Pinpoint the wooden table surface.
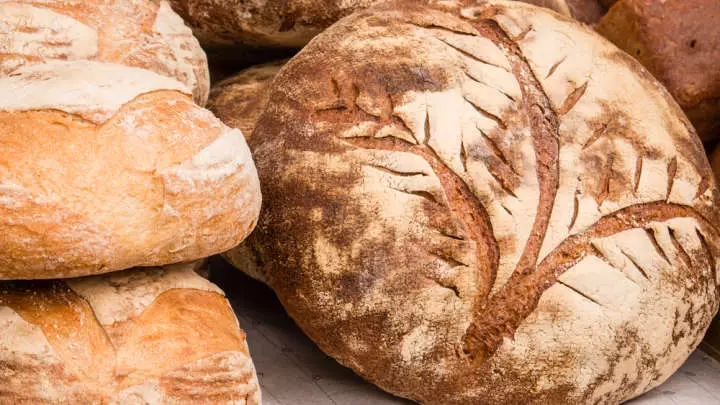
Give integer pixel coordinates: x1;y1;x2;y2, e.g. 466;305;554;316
209;257;720;405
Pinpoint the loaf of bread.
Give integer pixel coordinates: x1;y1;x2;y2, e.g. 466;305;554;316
238;1;720;403
208;60;286;140
0;0;210;105
0;61;261;280
0;261;261;404
161;0;601;49
596;0;720;140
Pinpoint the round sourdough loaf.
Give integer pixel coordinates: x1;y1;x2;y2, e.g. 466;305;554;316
208;60;286;141
0;261;261;404
242;1;720;403
0;0;210;105
596;0;720;141
0;61;261;280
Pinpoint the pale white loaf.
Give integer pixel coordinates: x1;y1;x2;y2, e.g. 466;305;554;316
0;261;261;404
0;61;261;279
0;0;210;105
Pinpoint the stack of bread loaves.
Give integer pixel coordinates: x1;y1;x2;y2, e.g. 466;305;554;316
209;0;720;404
2;0;720;404
0;1;262;403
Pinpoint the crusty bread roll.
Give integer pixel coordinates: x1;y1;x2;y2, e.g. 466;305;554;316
596;0;720;140
0;61;261;280
238;1;720;403
0;0;210;105
160;0;599;49
0;261;261;404
208;60;286;140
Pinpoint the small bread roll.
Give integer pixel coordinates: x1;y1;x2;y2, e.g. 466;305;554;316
0;262;261;404
0;0;210;105
0;61;261;280
240;1;720;403
208;60;286;140
596;0;720;140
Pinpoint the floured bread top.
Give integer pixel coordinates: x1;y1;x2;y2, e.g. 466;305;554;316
0;60;189;124
0;263;261;404
0;0;210;105
209;59;286;141
246;1;720;404
0;61;261;279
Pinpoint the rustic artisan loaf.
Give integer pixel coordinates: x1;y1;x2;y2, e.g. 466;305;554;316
0;261;261;404
160;0;599;49
596;0;720;140
0;0;210;105
0;61;261;280
241;1;720;403
209;60;286;140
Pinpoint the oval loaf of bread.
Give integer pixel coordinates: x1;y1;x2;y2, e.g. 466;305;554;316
240;1;720;403
0;261;261;404
0;61;261;280
208;59;286;141
160;0;597;49
0;0;210;105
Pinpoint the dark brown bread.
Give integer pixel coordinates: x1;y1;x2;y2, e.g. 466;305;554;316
237;1;720;403
596;0;720;140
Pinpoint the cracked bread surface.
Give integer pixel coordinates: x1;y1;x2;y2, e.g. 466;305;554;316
0;262;261;404
0;0;210;105
239;1;720;403
0;61;261;279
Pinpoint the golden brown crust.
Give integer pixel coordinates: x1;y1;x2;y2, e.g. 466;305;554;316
596;0;720;140
0;62;261;279
0;263;261;404
0;0;210;105
208;59;286;140
241;1;720;403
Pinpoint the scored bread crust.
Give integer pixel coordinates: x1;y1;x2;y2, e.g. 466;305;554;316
0;61;261;280
208;59;286;141
0;0;210;105
0;262;261;404
244;1;720;403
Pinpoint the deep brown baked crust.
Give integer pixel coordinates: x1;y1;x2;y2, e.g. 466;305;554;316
712;146;720;181
596;0;720;140
0;262;261;404
244;1;720;403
